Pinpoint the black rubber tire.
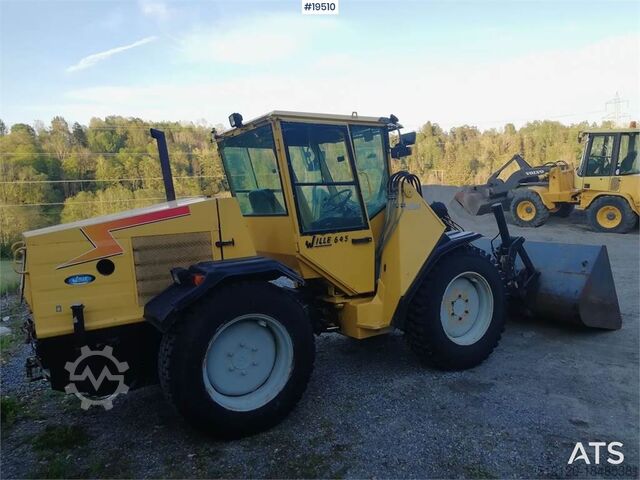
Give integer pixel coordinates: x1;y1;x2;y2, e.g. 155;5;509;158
405;246;506;370
158;281;315;438
586;195;638;234
551;202;574;218
510;189;550;227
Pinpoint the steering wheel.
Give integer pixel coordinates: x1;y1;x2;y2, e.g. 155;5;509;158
323;189;352;212
588;155;606;175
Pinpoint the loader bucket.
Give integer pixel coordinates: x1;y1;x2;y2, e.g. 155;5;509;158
475;239;622;330
454;186;505;216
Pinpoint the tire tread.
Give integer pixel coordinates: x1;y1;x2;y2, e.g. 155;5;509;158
587;195;638;234
405;245;505;370
510;189;550;227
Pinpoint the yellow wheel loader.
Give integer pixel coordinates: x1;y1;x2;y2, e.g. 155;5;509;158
16;111;622;438
455;126;640;233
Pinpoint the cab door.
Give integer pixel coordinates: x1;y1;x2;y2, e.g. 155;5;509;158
280;121;375;295
611;132;639;202
577;133;616;191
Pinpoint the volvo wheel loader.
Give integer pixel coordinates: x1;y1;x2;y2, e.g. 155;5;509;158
455;125;640;233
15;111;622;438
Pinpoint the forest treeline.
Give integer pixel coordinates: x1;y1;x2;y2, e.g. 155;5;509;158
0;115;610;255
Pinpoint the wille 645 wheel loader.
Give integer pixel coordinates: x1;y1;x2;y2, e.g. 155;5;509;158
455;125;640;233
15;111;621;438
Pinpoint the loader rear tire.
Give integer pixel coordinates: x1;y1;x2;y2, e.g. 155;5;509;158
587;196;638;234
158;281;315;438
510;189;549;227
405;246;505;370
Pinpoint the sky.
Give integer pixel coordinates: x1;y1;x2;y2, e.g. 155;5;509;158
1;0;639;131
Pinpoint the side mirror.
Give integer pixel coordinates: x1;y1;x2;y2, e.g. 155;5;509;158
391;144;412;159
400;131;416;146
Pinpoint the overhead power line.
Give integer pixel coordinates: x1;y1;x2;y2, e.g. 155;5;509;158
0;150;215;156
0;152;155;157
0;196;199;208
0;175;220;185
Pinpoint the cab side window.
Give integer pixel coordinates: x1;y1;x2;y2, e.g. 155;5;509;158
351;125;388;217
585;135;615;177
218;125;287;216
616;133;639;176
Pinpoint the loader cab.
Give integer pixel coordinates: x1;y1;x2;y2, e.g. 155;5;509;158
216;111;403;294
577;128;640;193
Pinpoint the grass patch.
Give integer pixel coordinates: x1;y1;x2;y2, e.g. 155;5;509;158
1;395;22;426
33;456;76;479
0;294;26;361
0;259;20;295
29;425;91;478
30;430;132;479
0;332;23;358
32;425;89;453
85;451;133;479
33;450;133;479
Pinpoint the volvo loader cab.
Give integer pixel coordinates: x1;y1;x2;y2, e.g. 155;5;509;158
573;128;639;231
18;111;621;438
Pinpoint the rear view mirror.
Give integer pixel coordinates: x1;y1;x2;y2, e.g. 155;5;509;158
400;131;416;145
391;144;412;159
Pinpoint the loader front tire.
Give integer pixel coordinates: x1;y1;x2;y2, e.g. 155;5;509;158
510;189;549;227
587;196;638;234
158;281;315;438
405;246;505;370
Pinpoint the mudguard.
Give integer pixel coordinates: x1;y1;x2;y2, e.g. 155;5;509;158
393;230;482;329
144;256;303;332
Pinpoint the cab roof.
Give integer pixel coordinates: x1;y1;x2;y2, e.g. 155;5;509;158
580;128;639;134
216;110;397;139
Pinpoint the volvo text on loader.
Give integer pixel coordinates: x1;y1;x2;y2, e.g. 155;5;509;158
455;125;639;233
15;111;622;438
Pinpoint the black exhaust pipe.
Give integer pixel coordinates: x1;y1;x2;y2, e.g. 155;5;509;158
150;128;176;202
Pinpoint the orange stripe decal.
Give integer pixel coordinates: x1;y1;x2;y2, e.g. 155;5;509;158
57;205;190;269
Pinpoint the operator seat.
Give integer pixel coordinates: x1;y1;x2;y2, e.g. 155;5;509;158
248;189;283;215
619;151;637;174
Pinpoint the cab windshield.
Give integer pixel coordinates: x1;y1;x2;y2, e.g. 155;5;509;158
218;125;287;216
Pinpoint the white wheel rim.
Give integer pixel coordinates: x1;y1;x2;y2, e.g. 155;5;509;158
440;271;494;346
202;314;293;412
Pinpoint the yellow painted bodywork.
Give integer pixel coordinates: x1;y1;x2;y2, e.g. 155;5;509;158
524;130;640;215
530;170;639;214
23;197;255;338
22;111;448;343
340;185;445;338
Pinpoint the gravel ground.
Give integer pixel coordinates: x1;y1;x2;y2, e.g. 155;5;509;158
1;185;638;479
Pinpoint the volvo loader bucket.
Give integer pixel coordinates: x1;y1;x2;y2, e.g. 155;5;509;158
454;185;504;216
453;155;555;216
475;205;622;330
